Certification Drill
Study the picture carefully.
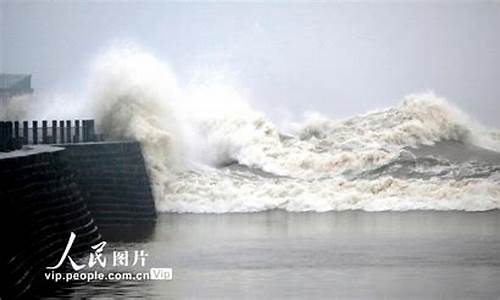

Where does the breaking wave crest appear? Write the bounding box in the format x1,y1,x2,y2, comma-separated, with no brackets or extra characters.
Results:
87,46,500,213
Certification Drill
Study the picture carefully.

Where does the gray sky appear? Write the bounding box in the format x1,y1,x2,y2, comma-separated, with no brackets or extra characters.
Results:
1,1,499,127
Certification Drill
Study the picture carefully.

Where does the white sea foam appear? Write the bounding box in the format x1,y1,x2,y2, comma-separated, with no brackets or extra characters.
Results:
157,171,500,213
6,45,498,213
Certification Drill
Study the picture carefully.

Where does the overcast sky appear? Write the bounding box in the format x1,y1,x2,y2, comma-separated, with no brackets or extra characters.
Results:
1,1,499,127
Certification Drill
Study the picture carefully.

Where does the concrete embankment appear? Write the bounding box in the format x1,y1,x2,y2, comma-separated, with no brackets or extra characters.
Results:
60,142,156,227
0,146,101,297
0,141,156,298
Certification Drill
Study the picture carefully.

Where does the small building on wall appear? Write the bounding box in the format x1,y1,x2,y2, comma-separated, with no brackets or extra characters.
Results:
0,73,34,103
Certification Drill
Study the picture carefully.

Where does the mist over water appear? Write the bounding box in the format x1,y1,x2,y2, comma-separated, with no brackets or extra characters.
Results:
3,45,500,213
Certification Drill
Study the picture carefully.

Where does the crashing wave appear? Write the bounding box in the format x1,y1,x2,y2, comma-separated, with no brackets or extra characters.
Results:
72,46,500,212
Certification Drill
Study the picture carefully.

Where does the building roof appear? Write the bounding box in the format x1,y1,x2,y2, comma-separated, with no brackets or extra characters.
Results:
0,73,32,90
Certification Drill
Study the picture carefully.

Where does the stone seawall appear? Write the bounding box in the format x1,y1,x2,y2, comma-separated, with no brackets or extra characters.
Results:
60,142,156,226
0,147,101,298
0,141,157,297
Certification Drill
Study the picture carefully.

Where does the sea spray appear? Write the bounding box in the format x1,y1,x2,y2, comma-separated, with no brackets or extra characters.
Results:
86,45,187,203
3,45,498,213
83,47,500,213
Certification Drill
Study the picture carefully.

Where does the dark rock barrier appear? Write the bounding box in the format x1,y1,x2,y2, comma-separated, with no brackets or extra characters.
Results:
0,142,157,297
0,147,101,298
60,142,156,227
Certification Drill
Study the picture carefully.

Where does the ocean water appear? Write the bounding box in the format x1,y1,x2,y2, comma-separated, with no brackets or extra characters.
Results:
75,47,499,213
7,46,500,298
4,46,500,213
39,211,500,299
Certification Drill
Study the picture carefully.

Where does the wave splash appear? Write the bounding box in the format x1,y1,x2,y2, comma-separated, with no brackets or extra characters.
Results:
87,46,500,213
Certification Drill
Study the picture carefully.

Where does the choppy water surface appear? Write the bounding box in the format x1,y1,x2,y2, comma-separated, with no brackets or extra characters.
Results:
40,211,500,299
71,50,500,213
